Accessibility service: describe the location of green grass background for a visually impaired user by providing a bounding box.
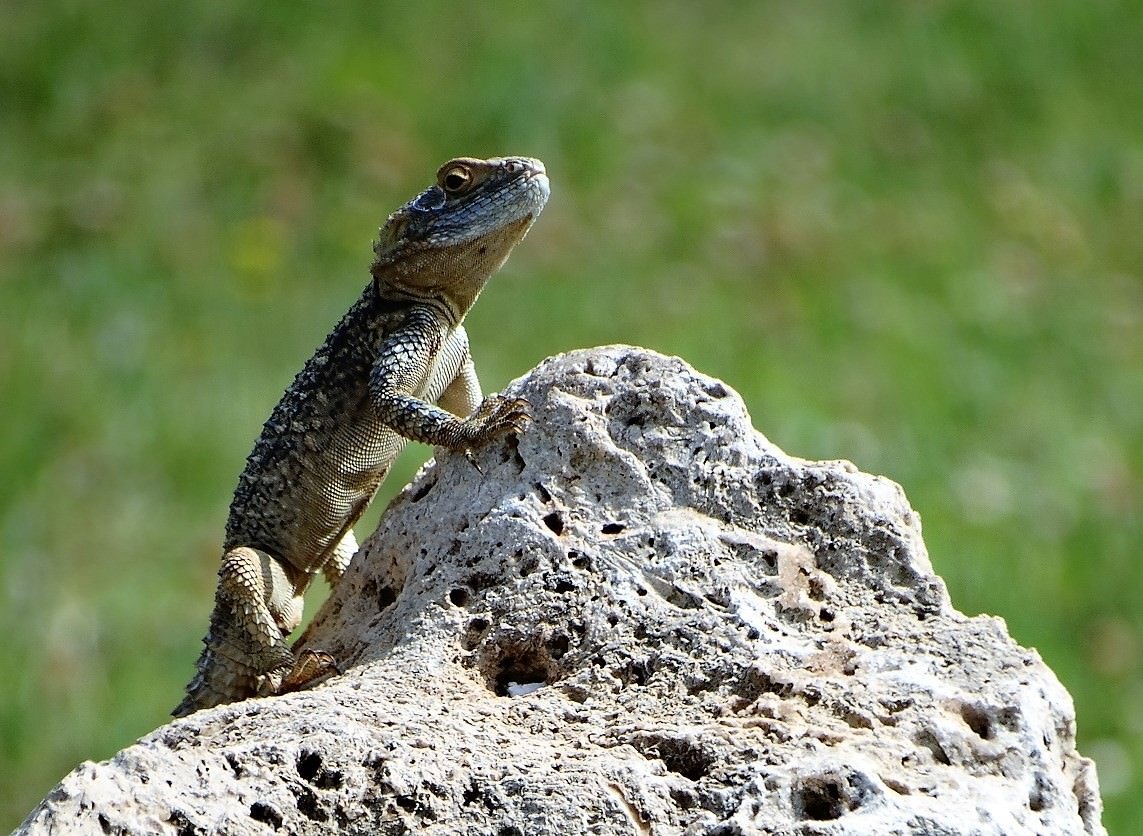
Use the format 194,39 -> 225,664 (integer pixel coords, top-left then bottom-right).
2,1 -> 1140,830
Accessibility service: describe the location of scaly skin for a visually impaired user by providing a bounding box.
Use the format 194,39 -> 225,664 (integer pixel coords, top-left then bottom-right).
174,156 -> 549,716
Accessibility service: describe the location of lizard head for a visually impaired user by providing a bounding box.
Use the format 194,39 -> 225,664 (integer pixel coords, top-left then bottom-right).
370,156 -> 550,317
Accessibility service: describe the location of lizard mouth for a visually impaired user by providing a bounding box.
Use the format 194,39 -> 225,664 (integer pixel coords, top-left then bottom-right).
526,172 -> 550,206
517,160 -> 550,206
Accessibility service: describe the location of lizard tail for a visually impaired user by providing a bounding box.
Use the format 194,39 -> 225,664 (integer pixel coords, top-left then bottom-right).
172,642 -> 255,717
171,613 -> 266,717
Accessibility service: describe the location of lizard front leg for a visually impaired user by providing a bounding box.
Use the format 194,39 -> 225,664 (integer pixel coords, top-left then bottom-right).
322,529 -> 359,588
438,355 -> 482,417
438,353 -> 532,472
369,308 -> 530,452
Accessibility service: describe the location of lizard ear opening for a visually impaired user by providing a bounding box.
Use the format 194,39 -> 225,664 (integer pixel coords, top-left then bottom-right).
410,186 -> 446,214
372,213 -> 411,271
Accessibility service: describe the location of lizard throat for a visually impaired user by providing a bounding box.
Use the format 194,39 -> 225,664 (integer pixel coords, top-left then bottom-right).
371,214 -> 536,316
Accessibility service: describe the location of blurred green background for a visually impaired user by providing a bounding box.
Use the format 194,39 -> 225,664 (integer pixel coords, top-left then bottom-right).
2,1 -> 1140,831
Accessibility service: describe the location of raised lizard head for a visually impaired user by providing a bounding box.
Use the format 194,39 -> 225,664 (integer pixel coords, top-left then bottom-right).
371,156 -> 549,318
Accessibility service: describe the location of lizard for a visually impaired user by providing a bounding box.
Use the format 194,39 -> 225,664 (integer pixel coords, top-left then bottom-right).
173,155 -> 549,716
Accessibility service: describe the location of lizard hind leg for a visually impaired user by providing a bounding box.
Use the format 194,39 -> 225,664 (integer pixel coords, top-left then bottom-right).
216,545 -> 304,698
173,546 -> 303,716
272,530 -> 360,694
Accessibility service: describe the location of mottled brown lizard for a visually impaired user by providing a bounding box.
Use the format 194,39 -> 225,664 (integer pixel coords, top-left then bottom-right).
174,156 -> 549,716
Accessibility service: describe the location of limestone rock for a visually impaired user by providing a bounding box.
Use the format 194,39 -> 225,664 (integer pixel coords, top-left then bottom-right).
18,346 -> 1104,835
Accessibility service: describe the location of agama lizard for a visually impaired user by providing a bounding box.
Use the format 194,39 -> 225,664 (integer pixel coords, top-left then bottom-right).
173,156 -> 549,716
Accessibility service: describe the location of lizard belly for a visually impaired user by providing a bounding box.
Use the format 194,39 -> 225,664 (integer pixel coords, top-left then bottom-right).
230,332 -> 461,576
287,358 -> 455,572
287,414 -> 403,573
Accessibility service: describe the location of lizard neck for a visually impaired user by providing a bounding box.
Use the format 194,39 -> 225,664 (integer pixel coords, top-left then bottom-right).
370,278 -> 460,327
372,213 -> 535,324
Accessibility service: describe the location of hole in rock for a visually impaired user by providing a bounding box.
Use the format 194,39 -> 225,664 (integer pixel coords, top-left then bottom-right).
669,787 -> 696,810
732,668 -> 788,705
960,703 -> 994,739
376,584 -> 397,612
225,753 -> 243,777
249,802 -> 283,829
542,512 -> 564,535
797,779 -> 845,820
631,733 -> 714,781
292,785 -> 326,822
449,588 -> 469,607
467,572 -> 497,592
296,750 -> 343,789
297,750 -> 322,782
914,729 -> 951,765
703,381 -> 729,398
619,657 -> 652,687
1028,772 -> 1050,812
461,618 -> 490,651
510,549 -> 539,577
462,781 -> 481,806
601,522 -> 625,535
167,810 -> 198,836
548,633 -> 570,658
795,770 -> 876,820
481,636 -> 557,696
493,655 -> 550,697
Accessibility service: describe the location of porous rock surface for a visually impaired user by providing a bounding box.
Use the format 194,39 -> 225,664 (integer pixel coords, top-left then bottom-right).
19,346 -> 1104,835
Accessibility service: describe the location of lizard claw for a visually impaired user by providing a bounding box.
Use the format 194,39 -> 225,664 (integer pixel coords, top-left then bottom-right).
457,395 -> 530,473
278,649 -> 341,694
467,395 -> 532,439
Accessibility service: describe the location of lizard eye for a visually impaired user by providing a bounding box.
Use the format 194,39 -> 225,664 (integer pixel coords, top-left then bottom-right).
441,165 -> 472,194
